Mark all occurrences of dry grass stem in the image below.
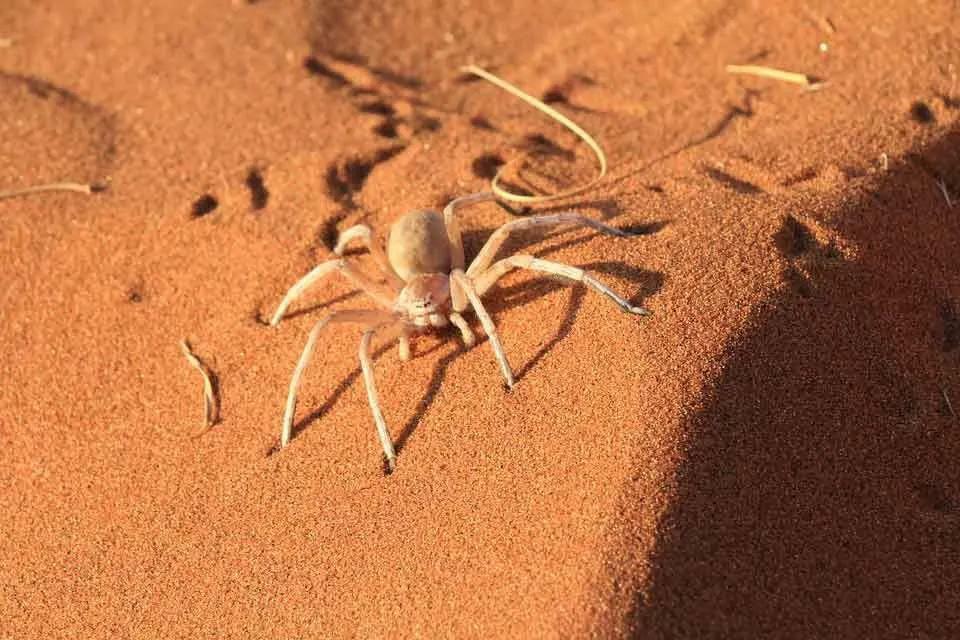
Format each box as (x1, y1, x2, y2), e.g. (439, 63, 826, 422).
(0, 182, 100, 201)
(802, 6, 837, 34)
(725, 64, 815, 86)
(942, 387, 958, 421)
(937, 178, 954, 208)
(180, 339, 220, 430)
(461, 65, 607, 205)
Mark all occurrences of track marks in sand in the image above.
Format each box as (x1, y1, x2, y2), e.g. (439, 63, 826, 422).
(303, 54, 442, 143)
(904, 93, 960, 129)
(701, 156, 783, 195)
(301, 53, 450, 215)
(126, 280, 146, 304)
(471, 153, 505, 180)
(245, 167, 269, 211)
(772, 213, 845, 300)
(910, 100, 937, 125)
(190, 193, 219, 218)
(698, 156, 856, 301)
(184, 165, 273, 222)
(324, 146, 405, 209)
(703, 165, 764, 195)
(705, 155, 869, 199)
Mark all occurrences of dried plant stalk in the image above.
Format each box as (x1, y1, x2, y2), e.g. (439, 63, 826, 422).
(725, 64, 813, 86)
(461, 65, 607, 205)
(937, 179, 954, 208)
(180, 339, 220, 430)
(943, 387, 958, 421)
(0, 182, 98, 201)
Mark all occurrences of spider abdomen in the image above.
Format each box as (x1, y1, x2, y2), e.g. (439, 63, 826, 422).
(388, 209, 451, 281)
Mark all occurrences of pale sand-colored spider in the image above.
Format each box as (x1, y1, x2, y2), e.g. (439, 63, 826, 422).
(270, 191, 650, 470)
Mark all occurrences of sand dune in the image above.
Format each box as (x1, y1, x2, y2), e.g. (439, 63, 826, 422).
(2, 1, 958, 637)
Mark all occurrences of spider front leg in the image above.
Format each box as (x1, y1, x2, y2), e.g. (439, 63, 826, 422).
(473, 254, 651, 315)
(359, 326, 398, 471)
(280, 309, 396, 448)
(448, 311, 476, 348)
(270, 258, 396, 326)
(451, 270, 514, 389)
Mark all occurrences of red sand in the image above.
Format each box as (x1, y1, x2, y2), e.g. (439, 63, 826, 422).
(2, 1, 958, 637)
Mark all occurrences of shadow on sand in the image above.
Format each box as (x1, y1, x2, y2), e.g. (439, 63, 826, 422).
(621, 128, 960, 637)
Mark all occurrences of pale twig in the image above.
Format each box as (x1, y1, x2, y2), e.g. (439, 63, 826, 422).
(460, 65, 607, 205)
(801, 5, 837, 34)
(937, 178, 954, 208)
(180, 339, 220, 431)
(0, 182, 102, 201)
(942, 386, 958, 421)
(725, 64, 816, 87)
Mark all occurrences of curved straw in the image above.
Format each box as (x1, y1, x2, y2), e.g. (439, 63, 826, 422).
(461, 65, 607, 204)
(180, 339, 220, 432)
(0, 182, 96, 201)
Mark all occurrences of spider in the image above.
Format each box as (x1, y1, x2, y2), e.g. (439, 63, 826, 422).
(269, 191, 651, 470)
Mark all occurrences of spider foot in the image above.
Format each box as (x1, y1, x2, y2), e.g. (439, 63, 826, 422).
(383, 455, 397, 475)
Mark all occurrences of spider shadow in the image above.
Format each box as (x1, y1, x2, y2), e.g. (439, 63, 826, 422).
(393, 222, 666, 459)
(391, 260, 662, 461)
(279, 216, 666, 465)
(286, 336, 449, 447)
(277, 290, 361, 323)
(483, 261, 663, 382)
(459, 216, 668, 272)
(393, 340, 465, 457)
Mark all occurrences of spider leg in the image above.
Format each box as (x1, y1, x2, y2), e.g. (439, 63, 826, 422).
(467, 212, 634, 277)
(449, 311, 476, 348)
(450, 271, 469, 312)
(443, 192, 495, 271)
(473, 254, 651, 315)
(398, 327, 413, 361)
(360, 327, 398, 471)
(451, 270, 514, 389)
(332, 224, 371, 254)
(270, 258, 398, 326)
(280, 309, 396, 448)
(334, 224, 405, 289)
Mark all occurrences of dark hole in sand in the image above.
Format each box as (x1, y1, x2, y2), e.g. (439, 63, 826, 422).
(472, 153, 505, 180)
(191, 194, 218, 217)
(245, 168, 269, 210)
(373, 121, 398, 139)
(910, 101, 936, 124)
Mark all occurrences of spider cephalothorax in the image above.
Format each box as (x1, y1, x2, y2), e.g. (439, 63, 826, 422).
(269, 192, 650, 470)
(395, 273, 452, 328)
